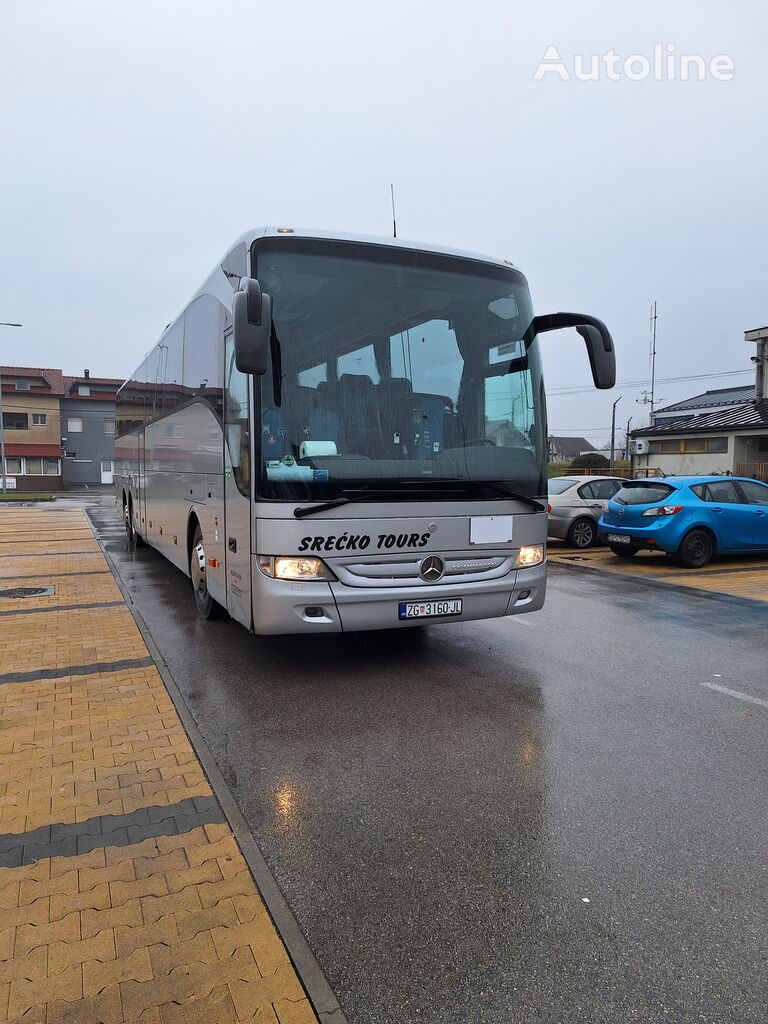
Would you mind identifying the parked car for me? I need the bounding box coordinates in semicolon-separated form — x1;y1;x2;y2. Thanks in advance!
598;476;768;567
547;475;626;548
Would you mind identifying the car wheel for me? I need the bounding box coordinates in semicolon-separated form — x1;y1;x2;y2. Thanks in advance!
610;545;639;558
567;517;596;548
675;529;714;569
190;524;226;620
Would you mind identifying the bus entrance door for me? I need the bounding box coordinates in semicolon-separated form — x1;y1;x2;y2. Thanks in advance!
223;335;253;629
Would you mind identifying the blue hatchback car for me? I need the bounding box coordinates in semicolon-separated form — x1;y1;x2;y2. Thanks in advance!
598;476;768;567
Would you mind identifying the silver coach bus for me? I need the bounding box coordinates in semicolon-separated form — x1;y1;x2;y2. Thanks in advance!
115;228;615;634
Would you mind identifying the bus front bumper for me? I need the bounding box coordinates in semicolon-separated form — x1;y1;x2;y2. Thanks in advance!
251;563;547;635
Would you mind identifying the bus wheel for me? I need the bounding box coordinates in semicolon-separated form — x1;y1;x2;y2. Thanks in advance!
126;498;144;547
190;525;225;620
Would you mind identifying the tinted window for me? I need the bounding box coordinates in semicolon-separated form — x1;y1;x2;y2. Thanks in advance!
590;479;622;500
225;334;250;497
183;294;224;419
738;480;768;506
704;481;741;504
615;483;675;504
160;320;184;415
577;483;595;499
548;478;578;495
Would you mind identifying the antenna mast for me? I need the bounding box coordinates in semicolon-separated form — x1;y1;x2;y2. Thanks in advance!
390;183;397;239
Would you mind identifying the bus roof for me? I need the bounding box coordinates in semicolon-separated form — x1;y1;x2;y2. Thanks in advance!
230;227;518;273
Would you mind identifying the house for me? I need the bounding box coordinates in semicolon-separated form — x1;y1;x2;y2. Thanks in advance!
548;436;596;463
631;327;768;480
61;371;123;487
0;365;65;491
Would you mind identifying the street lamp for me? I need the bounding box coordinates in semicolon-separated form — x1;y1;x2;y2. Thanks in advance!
610;395;622;470
0;323;23;495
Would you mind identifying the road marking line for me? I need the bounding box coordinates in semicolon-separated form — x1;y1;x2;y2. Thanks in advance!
701;681;768;710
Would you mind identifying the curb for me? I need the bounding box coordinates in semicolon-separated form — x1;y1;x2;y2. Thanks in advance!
89;506;348;1024
549;557;768;611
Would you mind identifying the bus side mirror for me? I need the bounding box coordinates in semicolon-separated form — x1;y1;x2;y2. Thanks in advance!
233;277;272;375
530;312;616;390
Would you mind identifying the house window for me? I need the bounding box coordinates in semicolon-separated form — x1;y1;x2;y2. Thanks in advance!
757;437;768;454
15;379;29;391
32;413;47;426
43;458;60;475
78;385;91;396
67;417;84;433
25;458;42;475
104;419;115;434
2;457;22;474
649;436;728;454
2;412;28;430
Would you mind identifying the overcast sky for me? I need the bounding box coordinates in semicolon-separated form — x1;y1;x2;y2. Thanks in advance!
1;0;765;443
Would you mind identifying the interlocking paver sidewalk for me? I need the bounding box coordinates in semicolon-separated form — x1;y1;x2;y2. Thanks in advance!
0;506;317;1024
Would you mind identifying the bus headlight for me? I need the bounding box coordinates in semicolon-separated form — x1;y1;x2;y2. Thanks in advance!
517;545;545;567
258;556;335;581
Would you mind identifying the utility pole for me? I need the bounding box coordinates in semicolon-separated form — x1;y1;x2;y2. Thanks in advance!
0;323;23;494
610;395;622;470
649;301;658;415
625;416;633;476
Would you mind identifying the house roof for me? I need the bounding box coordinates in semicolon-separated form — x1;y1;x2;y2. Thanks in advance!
0;366;65;395
634;402;768;436
653;384;755;414
549;436;596;458
63;376;123;401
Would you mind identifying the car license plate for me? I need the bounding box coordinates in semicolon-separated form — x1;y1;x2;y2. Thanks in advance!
398;599;462;620
606;533;631;544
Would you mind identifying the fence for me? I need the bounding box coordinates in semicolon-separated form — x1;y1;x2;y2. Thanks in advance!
736;462;768;482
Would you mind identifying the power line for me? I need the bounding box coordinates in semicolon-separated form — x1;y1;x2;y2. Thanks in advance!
548;367;752;397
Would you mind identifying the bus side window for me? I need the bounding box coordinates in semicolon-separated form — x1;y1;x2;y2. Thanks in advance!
225;334;250;497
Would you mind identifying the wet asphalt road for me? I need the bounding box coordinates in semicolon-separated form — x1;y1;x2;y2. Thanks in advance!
82;495;768;1024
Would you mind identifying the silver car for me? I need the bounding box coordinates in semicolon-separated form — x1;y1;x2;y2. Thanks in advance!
547;475;625;548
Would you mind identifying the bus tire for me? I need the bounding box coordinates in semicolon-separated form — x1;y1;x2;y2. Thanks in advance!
190;524;226;621
126;496;144;547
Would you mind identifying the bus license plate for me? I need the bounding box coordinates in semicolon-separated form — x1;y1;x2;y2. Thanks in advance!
399;599;462;620
606;533;631;544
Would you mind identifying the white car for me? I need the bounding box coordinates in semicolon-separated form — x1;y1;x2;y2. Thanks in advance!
547;475;626;548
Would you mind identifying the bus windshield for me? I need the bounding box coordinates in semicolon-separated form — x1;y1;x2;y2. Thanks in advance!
254;238;547;502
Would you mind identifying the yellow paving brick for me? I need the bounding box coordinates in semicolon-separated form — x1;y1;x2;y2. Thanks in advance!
9;964;83;1019
158;982;238;1024
228;964;306;1020
173;897;240;941
186;834;239;867
46;983;123;1024
114;914;180;958
274;999;320;1024
148;929;219;975
82;946;153;997
133;848;189;879
165;860;223;892
0;944;48;985
141;885;202;924
50;881;111;921
48;927;116;975
0;508;318;1024
15;910;81;956
82;897;143;939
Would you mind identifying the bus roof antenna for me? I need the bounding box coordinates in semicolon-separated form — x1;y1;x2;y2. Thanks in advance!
390;183;397;239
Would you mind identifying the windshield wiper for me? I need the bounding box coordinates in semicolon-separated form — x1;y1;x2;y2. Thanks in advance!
293;482;545;518
294;488;444;519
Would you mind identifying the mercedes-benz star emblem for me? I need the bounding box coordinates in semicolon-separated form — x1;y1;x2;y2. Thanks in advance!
419;555;445;582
